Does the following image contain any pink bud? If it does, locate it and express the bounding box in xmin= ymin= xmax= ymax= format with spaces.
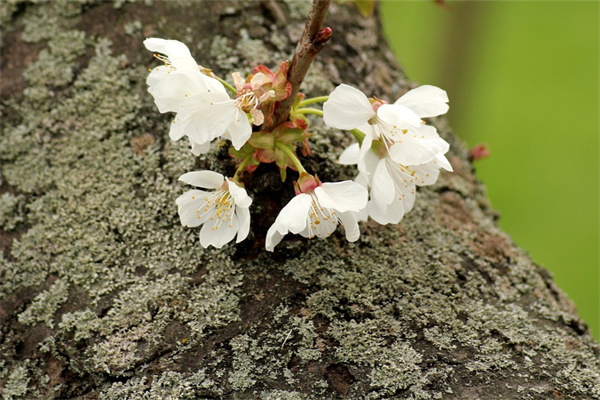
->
xmin=313 ymin=27 xmax=333 ymax=46
xmin=469 ymin=144 xmax=490 ymax=161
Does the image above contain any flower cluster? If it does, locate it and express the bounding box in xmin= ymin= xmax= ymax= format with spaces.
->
xmin=324 ymin=84 xmax=452 ymax=225
xmin=145 ymin=38 xmax=451 ymax=251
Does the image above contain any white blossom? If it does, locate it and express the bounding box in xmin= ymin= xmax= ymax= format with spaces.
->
xmin=266 ymin=179 xmax=368 ymax=251
xmin=176 ymin=171 xmax=252 ymax=248
xmin=144 ymin=38 xmax=224 ymax=113
xmin=340 ymin=141 xmax=451 ymax=225
xmin=323 ymin=83 xmax=450 ymax=171
xmin=144 ymin=38 xmax=253 ymax=152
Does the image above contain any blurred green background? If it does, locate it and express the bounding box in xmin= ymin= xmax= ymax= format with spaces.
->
xmin=379 ymin=0 xmax=599 ymax=340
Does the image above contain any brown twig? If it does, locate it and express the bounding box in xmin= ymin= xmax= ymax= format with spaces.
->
xmin=268 ymin=0 xmax=332 ymax=130
xmin=261 ymin=0 xmax=288 ymax=25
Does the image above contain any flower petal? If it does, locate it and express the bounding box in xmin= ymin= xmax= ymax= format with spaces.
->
xmin=146 ymin=65 xmax=169 ymax=88
xmin=376 ymin=104 xmax=422 ymax=129
xmin=323 ymin=84 xmax=375 ymax=130
xmin=228 ymin=180 xmax=252 ymax=208
xmin=171 ymin=91 xmax=235 ymax=145
xmin=178 ymin=170 xmax=224 ymax=189
xmin=199 ymin=214 xmax=238 ymax=248
xmin=274 ymin=194 xmax=312 ymax=234
xmin=388 ymin=137 xmax=440 ymax=166
xmin=176 ymin=189 xmax=211 ymax=227
xmin=434 ymin=153 xmax=453 ymax=172
xmin=315 ymin=181 xmax=368 ymax=213
xmin=265 ymin=225 xmax=284 ymax=252
xmin=411 ymin=162 xmax=441 ymax=186
xmin=338 ymin=211 xmax=360 ymax=242
xmin=357 ymin=130 xmax=374 ymax=175
xmin=149 ymin=71 xmax=205 ymax=114
xmin=338 ymin=142 xmax=360 ymax=165
xmin=146 ymin=38 xmax=199 ymax=72
xmin=394 ymin=85 xmax=449 ymax=118
xmin=236 ymin=206 xmax=251 ymax=243
xmin=371 ymin=159 xmax=395 ymax=207
xmin=190 ymin=139 xmax=212 ymax=156
xmin=225 ymin=110 xmax=252 ymax=150
xmin=368 ymin=195 xmax=406 ymax=225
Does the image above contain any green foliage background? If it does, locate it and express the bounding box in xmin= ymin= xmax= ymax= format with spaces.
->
xmin=380 ymin=0 xmax=599 ymax=339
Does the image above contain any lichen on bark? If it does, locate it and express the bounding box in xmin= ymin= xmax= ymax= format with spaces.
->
xmin=0 ymin=1 xmax=599 ymax=399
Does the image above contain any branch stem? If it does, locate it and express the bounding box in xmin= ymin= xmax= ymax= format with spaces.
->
xmin=350 ymin=128 xmax=366 ymax=145
xmin=296 ymin=108 xmax=323 ymax=117
xmin=276 ymin=142 xmax=306 ymax=173
xmin=268 ymin=0 xmax=331 ymax=130
xmin=233 ymin=154 xmax=254 ymax=181
xmin=297 ymin=95 xmax=329 ymax=108
xmin=216 ymin=76 xmax=237 ymax=95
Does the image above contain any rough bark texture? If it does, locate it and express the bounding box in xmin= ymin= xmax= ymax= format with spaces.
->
xmin=1 ymin=1 xmax=599 ymax=399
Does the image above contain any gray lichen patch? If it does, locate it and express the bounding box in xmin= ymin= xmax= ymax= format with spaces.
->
xmin=17 ymin=279 xmax=69 ymax=329
xmin=0 ymin=193 xmax=25 ymax=231
xmin=2 ymin=365 xmax=31 ymax=400
xmin=100 ymin=370 xmax=220 ymax=400
xmin=1 ymin=2 xmax=243 ymax=394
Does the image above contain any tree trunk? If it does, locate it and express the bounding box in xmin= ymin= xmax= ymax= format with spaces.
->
xmin=1 ymin=1 xmax=598 ymax=399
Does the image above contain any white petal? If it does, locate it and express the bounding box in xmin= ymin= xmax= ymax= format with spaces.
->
xmin=338 ymin=143 xmax=360 ymax=165
xmin=414 ymin=124 xmax=443 ymax=140
xmin=274 ymin=194 xmax=312 ymax=234
xmin=172 ymin=91 xmax=236 ymax=145
xmin=205 ymin=76 xmax=228 ymax=94
xmin=359 ymin=147 xmax=380 ymax=181
xmin=190 ymin=139 xmax=211 ymax=156
xmin=199 ymin=215 xmax=238 ymax=248
xmin=403 ymin=188 xmax=416 ymax=213
xmin=355 ymin=172 xmax=370 ymax=190
xmin=338 ymin=211 xmax=360 ymax=242
xmin=176 ymin=189 xmax=210 ymax=227
xmin=377 ymin=104 xmax=422 ymax=128
xmin=265 ymin=225 xmax=284 ymax=252
xmin=323 ymin=84 xmax=375 ymax=130
xmin=411 ymin=162 xmax=441 ymax=186
xmin=434 ymin=153 xmax=453 ymax=172
xmin=228 ymin=180 xmax=252 ymax=208
xmin=388 ymin=138 xmax=439 ymax=166
xmin=226 ymin=110 xmax=252 ymax=150
xmin=144 ymin=38 xmax=198 ymax=72
xmin=371 ymin=159 xmax=395 ymax=207
xmin=394 ymin=85 xmax=449 ymax=118
xmin=178 ymin=170 xmax=224 ymax=189
xmin=357 ymin=131 xmax=373 ymax=175
xmin=236 ymin=206 xmax=251 ymax=243
xmin=162 ymin=40 xmax=198 ymax=72
xmin=315 ymin=181 xmax=368 ymax=213
xmin=149 ymin=72 xmax=204 ymax=114
xmin=356 ymin=203 xmax=369 ymax=222
xmin=146 ymin=65 xmax=169 ymax=88
xmin=232 ymin=72 xmax=245 ymax=90
xmin=370 ymin=196 xmax=406 ymax=225
xmin=143 ymin=38 xmax=169 ymax=54
xmin=367 ymin=198 xmax=391 ymax=224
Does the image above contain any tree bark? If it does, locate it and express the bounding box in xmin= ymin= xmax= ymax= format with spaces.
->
xmin=0 ymin=1 xmax=598 ymax=399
